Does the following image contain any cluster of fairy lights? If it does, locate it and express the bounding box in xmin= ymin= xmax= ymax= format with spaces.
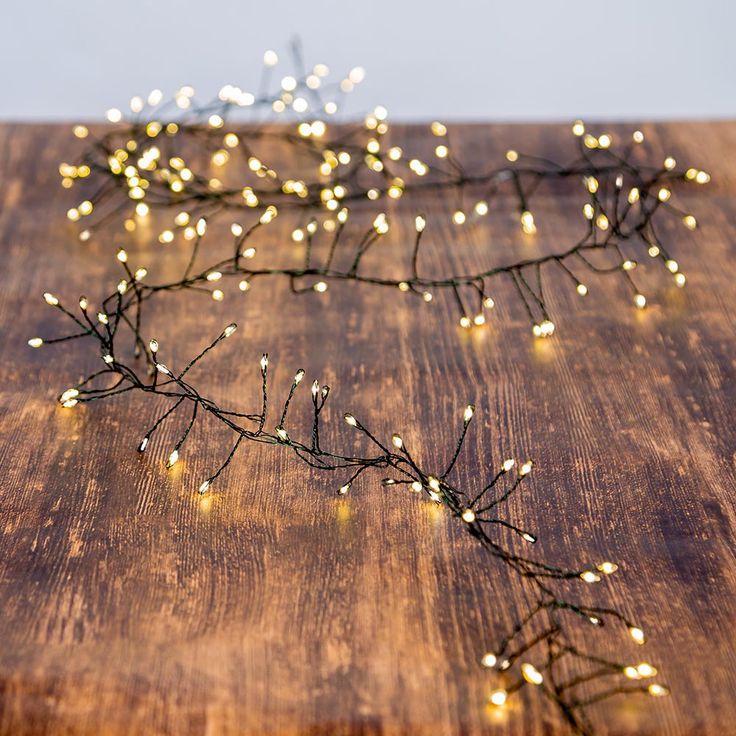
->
xmin=34 ymin=46 xmax=709 ymax=734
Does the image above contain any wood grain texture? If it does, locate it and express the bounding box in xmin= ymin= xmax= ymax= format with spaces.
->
xmin=0 ymin=122 xmax=734 ymax=735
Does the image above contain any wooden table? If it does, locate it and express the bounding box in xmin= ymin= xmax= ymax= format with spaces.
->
xmin=0 ymin=122 xmax=734 ymax=735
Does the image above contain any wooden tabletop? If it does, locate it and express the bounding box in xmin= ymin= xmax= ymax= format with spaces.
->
xmin=0 ymin=122 xmax=734 ymax=735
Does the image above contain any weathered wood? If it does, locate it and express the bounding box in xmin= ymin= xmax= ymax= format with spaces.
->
xmin=0 ymin=122 xmax=734 ymax=735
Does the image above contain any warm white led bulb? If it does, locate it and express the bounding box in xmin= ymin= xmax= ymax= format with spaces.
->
xmin=521 ymin=662 xmax=544 ymax=685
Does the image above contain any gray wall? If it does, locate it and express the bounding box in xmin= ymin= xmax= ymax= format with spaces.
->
xmin=3 ymin=0 xmax=734 ymax=121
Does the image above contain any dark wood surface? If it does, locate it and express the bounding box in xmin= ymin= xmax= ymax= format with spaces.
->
xmin=0 ymin=122 xmax=734 ymax=735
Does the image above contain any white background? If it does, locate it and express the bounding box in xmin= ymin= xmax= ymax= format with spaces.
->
xmin=3 ymin=0 xmax=734 ymax=121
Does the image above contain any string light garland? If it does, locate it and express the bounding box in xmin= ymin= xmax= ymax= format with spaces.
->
xmin=33 ymin=43 xmax=705 ymax=733
xmin=34 ymin=306 xmax=668 ymax=735
xmin=57 ymin=46 xmax=708 ymax=337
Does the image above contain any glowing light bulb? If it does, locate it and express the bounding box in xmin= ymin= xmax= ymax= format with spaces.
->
xmin=138 ymin=437 xmax=149 ymax=453
xmin=223 ymin=323 xmax=237 ymax=338
xmin=260 ymin=355 xmax=268 ymax=372
xmin=539 ymin=320 xmax=555 ymax=337
xmin=459 ymin=316 xmax=471 ymax=329
xmin=338 ymin=483 xmax=350 ymax=495
xmin=489 ymin=689 xmax=507 ymax=706
xmin=481 ymin=653 xmax=497 ymax=668
xmin=576 ymin=283 xmax=588 ymax=296
xmin=461 ymin=509 xmax=476 ymax=523
xmin=167 ymin=449 xmax=179 ymax=467
xmin=597 ymin=561 xmax=618 ymax=575
xmin=634 ymin=294 xmax=647 ymax=310
xmin=198 ymin=480 xmax=211 ymax=494
xmin=629 ymin=626 xmax=646 ymax=645
xmin=60 ymin=388 xmax=79 ymax=403
xmin=521 ymin=663 xmax=544 ymax=685
xmin=373 ymin=213 xmax=389 ymax=234
xmin=43 ymin=292 xmax=59 ymax=306
xmin=344 ymin=414 xmax=357 ymax=427
xmin=648 ymin=684 xmax=669 ymax=697
xmin=580 ymin=571 xmax=601 ymax=583
xmin=637 ymin=663 xmax=657 ymax=678
xmin=415 ymin=215 xmax=426 ymax=232
xmin=410 ymin=481 xmax=423 ymax=492
xmin=294 ymin=369 xmax=305 ymax=384
xmin=520 ymin=210 xmax=536 ymax=234
xmin=431 ymin=121 xmax=447 ymax=136
xmin=260 ymin=206 xmax=278 ymax=224
xmin=149 ymin=339 xmax=158 ymax=353
xmin=503 ymin=459 xmax=515 ymax=472
xmin=159 ymin=230 xmax=174 ymax=244
xmin=572 ymin=120 xmax=585 ymax=136
xmin=313 ymin=281 xmax=328 ymax=293
xmin=682 ymin=215 xmax=697 ymax=230
xmin=520 ymin=461 xmax=533 ymax=476
xmin=391 ymin=434 xmax=403 ymax=449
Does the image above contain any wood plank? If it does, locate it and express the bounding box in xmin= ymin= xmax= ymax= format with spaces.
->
xmin=0 ymin=121 xmax=734 ymax=735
